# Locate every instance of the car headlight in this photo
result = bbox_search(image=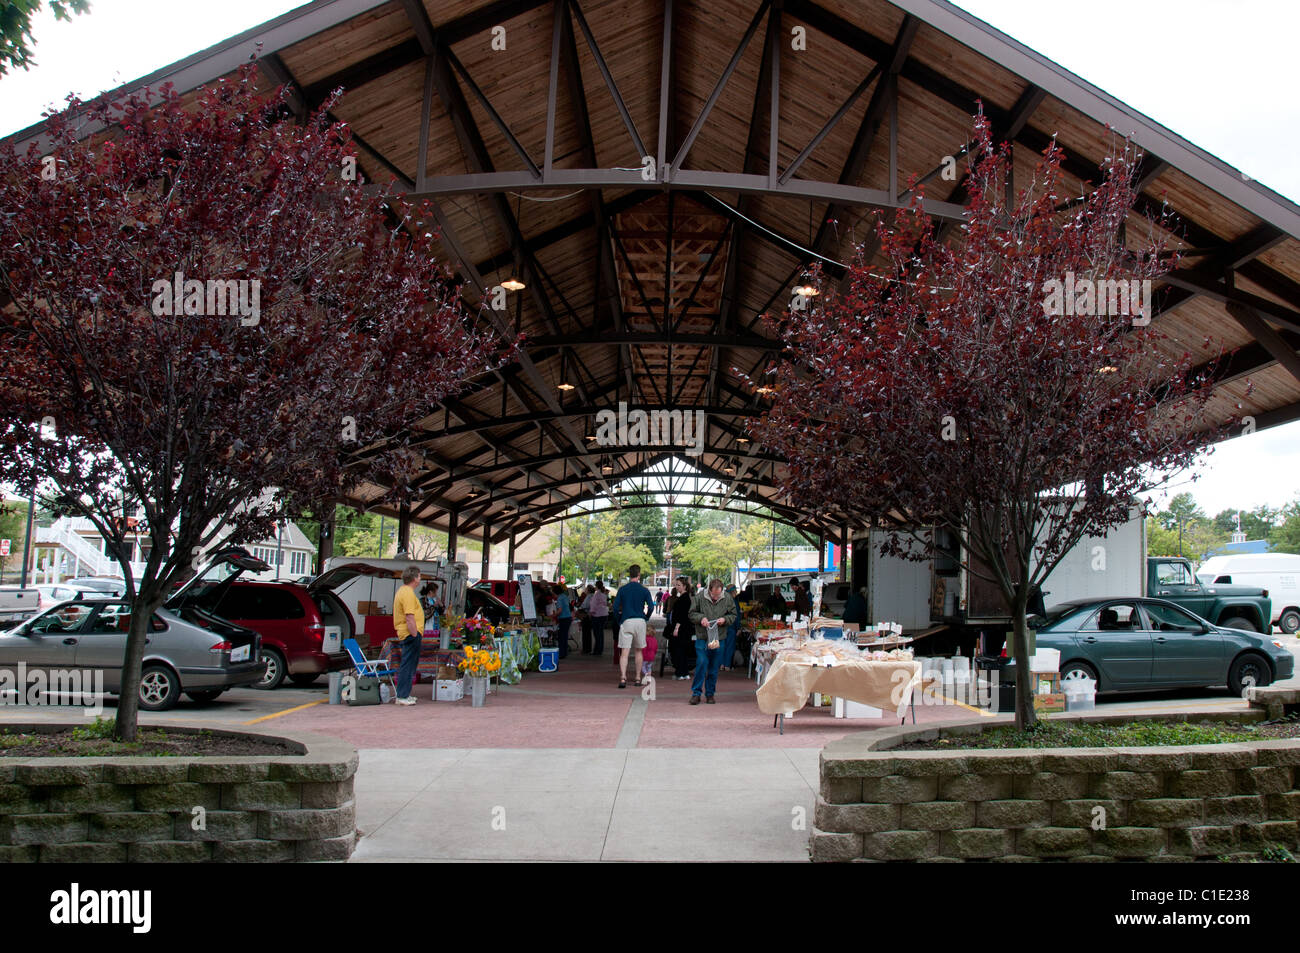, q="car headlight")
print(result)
[1272,640,1290,651]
